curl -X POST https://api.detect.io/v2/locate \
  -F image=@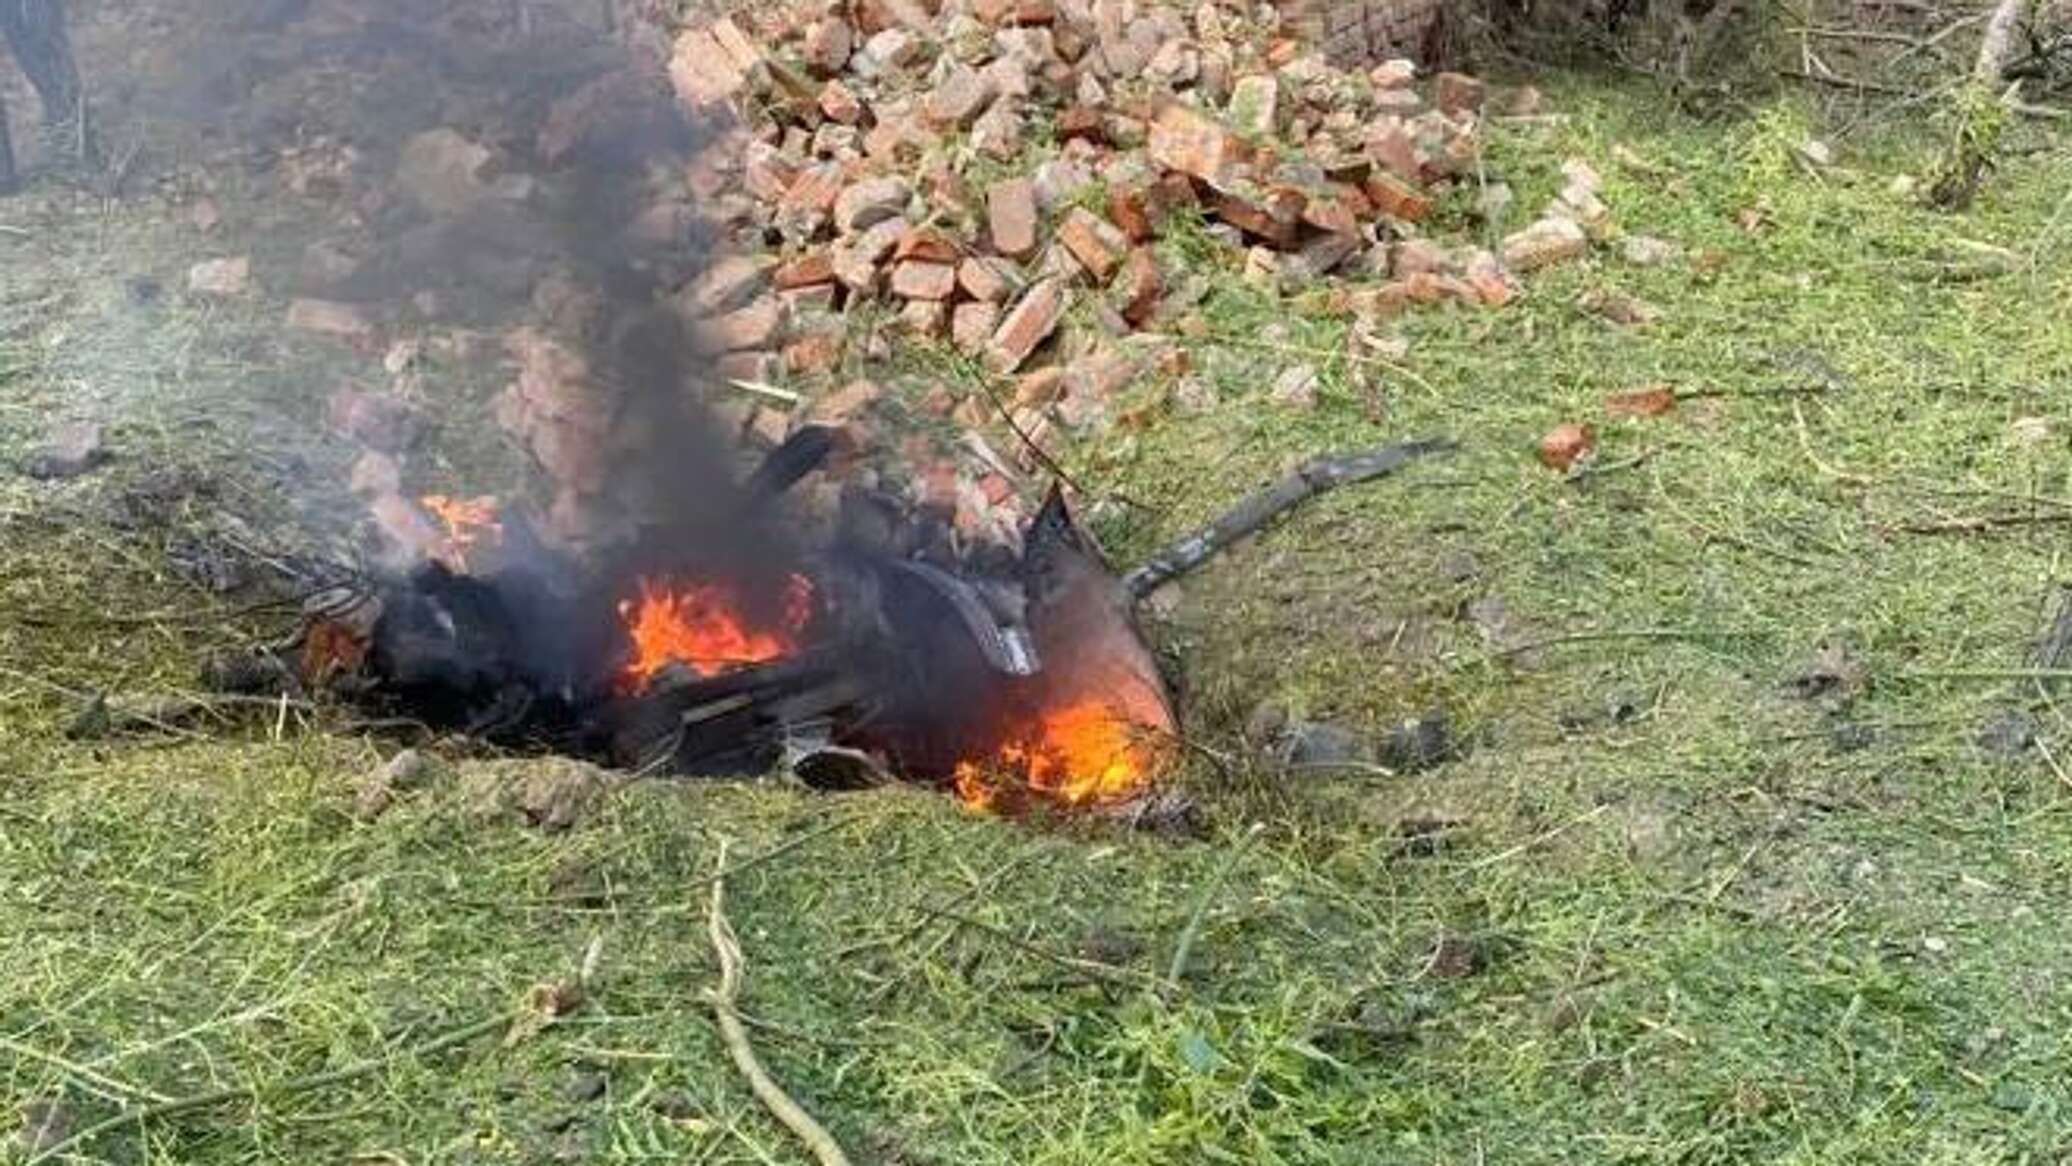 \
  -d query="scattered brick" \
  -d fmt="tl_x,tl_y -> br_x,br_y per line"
1502,217 -> 1588,272
819,79 -> 865,124
927,65 -> 997,128
772,252 -> 836,290
701,296 -> 788,351
1148,101 -> 1247,183
987,177 -> 1040,259
1538,422 -> 1596,471
985,277 -> 1068,373
804,17 -> 854,76
1106,182 -> 1154,242
834,176 -> 912,234
958,256 -> 1016,302
1364,172 -> 1433,222
953,301 -> 1002,352
890,259 -> 959,300
1056,207 -> 1128,282
1119,246 -> 1162,326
